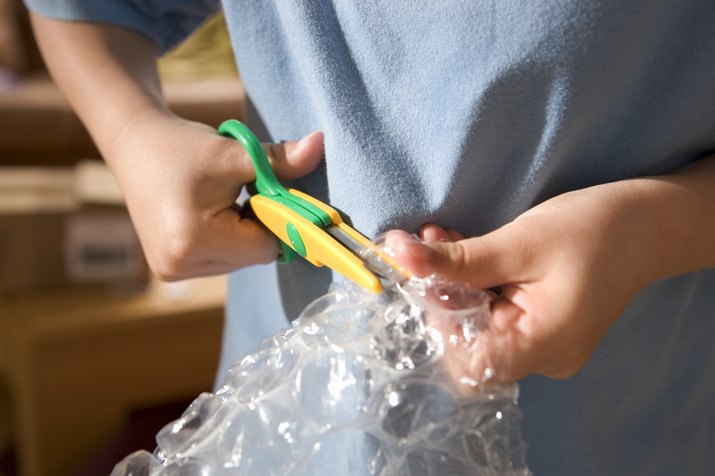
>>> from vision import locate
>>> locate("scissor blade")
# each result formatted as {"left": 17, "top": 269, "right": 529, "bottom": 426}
{"left": 325, "top": 226, "right": 402, "bottom": 284}
{"left": 325, "top": 225, "right": 364, "bottom": 255}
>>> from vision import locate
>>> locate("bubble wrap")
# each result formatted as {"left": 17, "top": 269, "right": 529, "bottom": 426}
{"left": 112, "top": 243, "right": 531, "bottom": 476}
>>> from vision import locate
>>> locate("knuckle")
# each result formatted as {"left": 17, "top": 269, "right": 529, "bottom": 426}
{"left": 267, "top": 142, "right": 287, "bottom": 172}
{"left": 148, "top": 234, "right": 198, "bottom": 281}
{"left": 545, "top": 365, "right": 580, "bottom": 380}
{"left": 451, "top": 241, "right": 475, "bottom": 278}
{"left": 150, "top": 258, "right": 188, "bottom": 282}
{"left": 151, "top": 265, "right": 184, "bottom": 282}
{"left": 215, "top": 137, "right": 253, "bottom": 181}
{"left": 540, "top": 350, "right": 589, "bottom": 380}
{"left": 268, "top": 142, "right": 282, "bottom": 160}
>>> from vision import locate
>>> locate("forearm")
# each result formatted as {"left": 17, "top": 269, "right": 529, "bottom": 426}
{"left": 29, "top": 13, "right": 169, "bottom": 158}
{"left": 610, "top": 153, "right": 715, "bottom": 287}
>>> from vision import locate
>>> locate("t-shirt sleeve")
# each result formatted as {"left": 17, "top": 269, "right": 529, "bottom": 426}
{"left": 23, "top": 0, "right": 221, "bottom": 54}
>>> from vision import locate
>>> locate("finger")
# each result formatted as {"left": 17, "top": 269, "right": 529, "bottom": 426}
{"left": 429, "top": 306, "right": 521, "bottom": 387}
{"left": 203, "top": 209, "right": 281, "bottom": 267}
{"left": 267, "top": 131, "right": 325, "bottom": 181}
{"left": 419, "top": 223, "right": 452, "bottom": 242}
{"left": 154, "top": 210, "right": 282, "bottom": 280}
{"left": 446, "top": 301, "right": 535, "bottom": 385}
{"left": 389, "top": 231, "right": 522, "bottom": 291}
{"left": 216, "top": 130, "right": 324, "bottom": 185}
{"left": 418, "top": 224, "right": 465, "bottom": 243}
{"left": 489, "top": 294, "right": 581, "bottom": 381}
{"left": 446, "top": 228, "right": 465, "bottom": 241}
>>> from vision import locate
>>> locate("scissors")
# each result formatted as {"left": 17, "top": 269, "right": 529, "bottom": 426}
{"left": 218, "top": 119, "right": 399, "bottom": 293}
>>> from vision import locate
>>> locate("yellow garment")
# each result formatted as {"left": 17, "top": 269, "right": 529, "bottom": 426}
{"left": 158, "top": 14, "right": 237, "bottom": 81}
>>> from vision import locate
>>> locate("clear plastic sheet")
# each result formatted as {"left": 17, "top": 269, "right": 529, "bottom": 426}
{"left": 112, "top": 239, "right": 531, "bottom": 476}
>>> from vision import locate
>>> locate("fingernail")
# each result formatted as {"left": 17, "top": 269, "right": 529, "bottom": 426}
{"left": 302, "top": 130, "right": 322, "bottom": 143}
{"left": 402, "top": 237, "right": 435, "bottom": 261}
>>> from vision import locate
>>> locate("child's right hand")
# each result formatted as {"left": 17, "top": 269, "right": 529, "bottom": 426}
{"left": 28, "top": 14, "right": 325, "bottom": 281}
{"left": 107, "top": 112, "right": 324, "bottom": 280}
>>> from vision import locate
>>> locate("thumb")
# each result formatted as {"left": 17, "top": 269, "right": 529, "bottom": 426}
{"left": 387, "top": 230, "right": 519, "bottom": 290}
{"left": 218, "top": 130, "right": 325, "bottom": 185}
{"left": 265, "top": 131, "right": 325, "bottom": 181}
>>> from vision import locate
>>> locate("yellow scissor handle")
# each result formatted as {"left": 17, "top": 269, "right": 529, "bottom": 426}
{"left": 292, "top": 188, "right": 410, "bottom": 286}
{"left": 249, "top": 189, "right": 383, "bottom": 293}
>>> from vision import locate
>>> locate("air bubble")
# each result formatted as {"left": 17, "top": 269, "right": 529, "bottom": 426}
{"left": 111, "top": 239, "right": 531, "bottom": 476}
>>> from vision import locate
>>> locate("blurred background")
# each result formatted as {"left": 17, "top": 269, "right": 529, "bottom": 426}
{"left": 0, "top": 2, "right": 244, "bottom": 475}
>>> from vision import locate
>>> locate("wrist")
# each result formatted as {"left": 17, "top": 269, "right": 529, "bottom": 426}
{"left": 607, "top": 156, "right": 715, "bottom": 286}
{"left": 31, "top": 14, "right": 169, "bottom": 156}
{"left": 103, "top": 107, "right": 177, "bottom": 166}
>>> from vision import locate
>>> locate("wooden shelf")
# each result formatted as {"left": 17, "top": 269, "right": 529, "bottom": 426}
{"left": 0, "top": 74, "right": 245, "bottom": 165}
{"left": 0, "top": 275, "right": 226, "bottom": 476}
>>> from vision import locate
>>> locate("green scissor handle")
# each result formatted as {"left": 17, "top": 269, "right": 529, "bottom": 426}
{"left": 217, "top": 119, "right": 287, "bottom": 197}
{"left": 217, "top": 119, "right": 332, "bottom": 263}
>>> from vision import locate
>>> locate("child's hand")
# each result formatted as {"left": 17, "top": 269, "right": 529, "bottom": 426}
{"left": 29, "top": 16, "right": 325, "bottom": 281}
{"left": 388, "top": 182, "right": 658, "bottom": 381}
{"left": 108, "top": 113, "right": 324, "bottom": 280}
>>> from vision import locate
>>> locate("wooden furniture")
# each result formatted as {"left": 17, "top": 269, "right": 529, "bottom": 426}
{"left": 0, "top": 275, "right": 226, "bottom": 476}
{"left": 0, "top": 10, "right": 240, "bottom": 473}
{"left": 0, "top": 74, "right": 246, "bottom": 165}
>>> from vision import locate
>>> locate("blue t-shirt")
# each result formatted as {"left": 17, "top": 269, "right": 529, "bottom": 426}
{"left": 25, "top": 1, "right": 715, "bottom": 474}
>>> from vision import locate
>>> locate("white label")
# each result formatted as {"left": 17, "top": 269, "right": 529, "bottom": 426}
{"left": 64, "top": 214, "right": 144, "bottom": 282}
